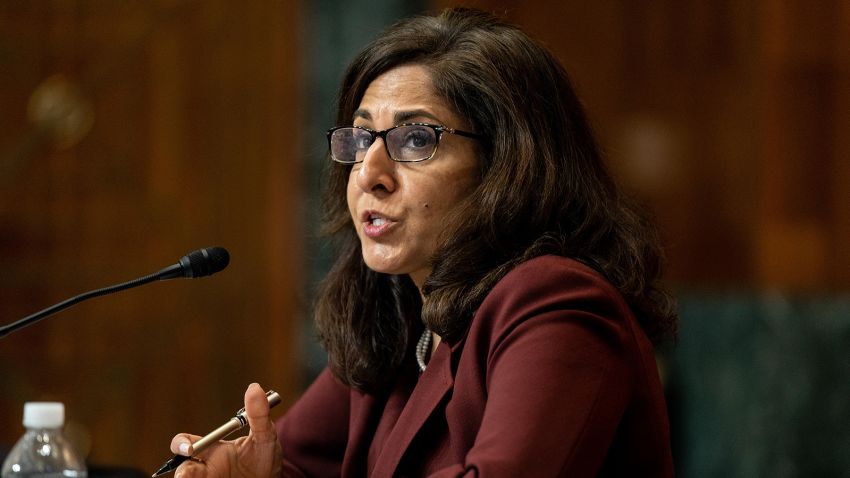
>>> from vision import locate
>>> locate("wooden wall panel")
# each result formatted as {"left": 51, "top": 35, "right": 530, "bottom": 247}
{"left": 433, "top": 0, "right": 849, "bottom": 292}
{"left": 0, "top": 1, "right": 303, "bottom": 471}
{"left": 755, "top": 0, "right": 847, "bottom": 290}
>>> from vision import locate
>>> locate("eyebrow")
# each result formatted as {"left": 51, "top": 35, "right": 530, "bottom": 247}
{"left": 352, "top": 108, "right": 443, "bottom": 125}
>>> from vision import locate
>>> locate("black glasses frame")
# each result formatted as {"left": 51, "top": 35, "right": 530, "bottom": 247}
{"left": 326, "top": 122, "right": 482, "bottom": 164}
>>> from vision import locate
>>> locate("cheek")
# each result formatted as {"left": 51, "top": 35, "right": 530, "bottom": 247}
{"left": 430, "top": 169, "right": 478, "bottom": 209}
{"left": 412, "top": 179, "right": 465, "bottom": 228}
{"left": 346, "top": 174, "right": 358, "bottom": 218}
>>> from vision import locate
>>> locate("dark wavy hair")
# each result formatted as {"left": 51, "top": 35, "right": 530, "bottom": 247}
{"left": 315, "top": 7, "right": 678, "bottom": 391}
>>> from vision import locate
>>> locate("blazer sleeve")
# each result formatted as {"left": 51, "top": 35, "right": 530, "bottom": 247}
{"left": 429, "top": 258, "right": 665, "bottom": 477}
{"left": 276, "top": 367, "right": 350, "bottom": 477}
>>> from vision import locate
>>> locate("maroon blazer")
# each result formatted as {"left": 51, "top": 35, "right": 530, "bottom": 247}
{"left": 276, "top": 256, "right": 674, "bottom": 477}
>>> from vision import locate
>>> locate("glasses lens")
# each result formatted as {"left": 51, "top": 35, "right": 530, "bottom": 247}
{"left": 331, "top": 127, "right": 373, "bottom": 163}
{"left": 386, "top": 125, "right": 438, "bottom": 162}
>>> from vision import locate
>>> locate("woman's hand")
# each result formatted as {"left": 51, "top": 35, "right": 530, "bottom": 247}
{"left": 170, "top": 383, "right": 282, "bottom": 478}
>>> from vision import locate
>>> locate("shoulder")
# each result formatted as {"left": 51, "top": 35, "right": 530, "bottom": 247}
{"left": 470, "top": 255, "right": 636, "bottom": 347}
{"left": 485, "top": 255, "right": 629, "bottom": 314}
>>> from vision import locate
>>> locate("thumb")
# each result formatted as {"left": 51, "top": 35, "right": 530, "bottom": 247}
{"left": 243, "top": 383, "right": 274, "bottom": 438}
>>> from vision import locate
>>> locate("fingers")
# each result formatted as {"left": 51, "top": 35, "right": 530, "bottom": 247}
{"left": 239, "top": 384, "right": 282, "bottom": 478}
{"left": 169, "top": 383, "right": 270, "bottom": 455}
{"left": 171, "top": 433, "right": 202, "bottom": 456}
{"left": 170, "top": 434, "right": 208, "bottom": 478}
{"left": 243, "top": 382, "right": 275, "bottom": 439}
{"left": 174, "top": 458, "right": 207, "bottom": 478}
{"left": 167, "top": 383, "right": 276, "bottom": 478}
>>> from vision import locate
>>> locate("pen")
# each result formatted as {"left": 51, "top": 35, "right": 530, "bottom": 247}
{"left": 151, "top": 389, "right": 282, "bottom": 477}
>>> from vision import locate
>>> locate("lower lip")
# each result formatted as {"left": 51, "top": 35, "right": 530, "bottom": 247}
{"left": 363, "top": 220, "right": 396, "bottom": 238}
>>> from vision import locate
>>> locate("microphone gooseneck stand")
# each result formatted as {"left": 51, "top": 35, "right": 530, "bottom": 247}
{"left": 0, "top": 246, "right": 229, "bottom": 339}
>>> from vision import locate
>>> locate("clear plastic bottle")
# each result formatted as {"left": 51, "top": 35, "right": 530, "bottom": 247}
{"left": 1, "top": 402, "right": 87, "bottom": 478}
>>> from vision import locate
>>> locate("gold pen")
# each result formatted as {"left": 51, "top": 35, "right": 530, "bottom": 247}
{"left": 151, "top": 390, "right": 282, "bottom": 477}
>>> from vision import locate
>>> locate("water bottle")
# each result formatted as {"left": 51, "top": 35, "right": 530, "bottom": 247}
{"left": 1, "top": 402, "right": 87, "bottom": 478}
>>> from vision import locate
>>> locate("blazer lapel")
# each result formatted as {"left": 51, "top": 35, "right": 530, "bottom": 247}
{"left": 342, "top": 389, "right": 385, "bottom": 477}
{"left": 370, "top": 341, "right": 455, "bottom": 476}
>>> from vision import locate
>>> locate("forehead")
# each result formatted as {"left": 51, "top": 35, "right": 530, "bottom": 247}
{"left": 354, "top": 64, "right": 457, "bottom": 125}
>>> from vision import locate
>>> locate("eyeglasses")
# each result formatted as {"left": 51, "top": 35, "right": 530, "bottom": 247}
{"left": 326, "top": 123, "right": 481, "bottom": 164}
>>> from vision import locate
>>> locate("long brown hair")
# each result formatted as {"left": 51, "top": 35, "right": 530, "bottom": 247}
{"left": 315, "top": 8, "right": 678, "bottom": 391}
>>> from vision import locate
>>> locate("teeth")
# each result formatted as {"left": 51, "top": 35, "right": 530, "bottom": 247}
{"left": 372, "top": 217, "right": 386, "bottom": 226}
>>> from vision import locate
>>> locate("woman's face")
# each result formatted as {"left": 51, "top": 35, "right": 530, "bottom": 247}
{"left": 346, "top": 64, "right": 480, "bottom": 288}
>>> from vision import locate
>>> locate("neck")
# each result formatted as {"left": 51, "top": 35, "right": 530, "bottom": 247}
{"left": 409, "top": 269, "right": 428, "bottom": 292}
{"left": 431, "top": 331, "right": 442, "bottom": 352}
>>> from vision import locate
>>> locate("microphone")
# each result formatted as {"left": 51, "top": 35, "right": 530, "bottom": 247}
{"left": 0, "top": 246, "right": 230, "bottom": 339}
{"left": 153, "top": 246, "right": 231, "bottom": 280}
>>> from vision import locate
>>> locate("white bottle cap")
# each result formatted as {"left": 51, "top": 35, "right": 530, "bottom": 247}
{"left": 23, "top": 402, "right": 65, "bottom": 428}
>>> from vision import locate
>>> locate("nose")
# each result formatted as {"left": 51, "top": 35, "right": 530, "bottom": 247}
{"left": 354, "top": 138, "right": 397, "bottom": 195}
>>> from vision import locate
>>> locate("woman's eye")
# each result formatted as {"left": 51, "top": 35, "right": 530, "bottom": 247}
{"left": 403, "top": 129, "right": 431, "bottom": 149}
{"left": 354, "top": 135, "right": 374, "bottom": 149}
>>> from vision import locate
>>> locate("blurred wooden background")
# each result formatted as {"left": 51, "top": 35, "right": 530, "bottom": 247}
{"left": 448, "top": 0, "right": 850, "bottom": 291}
{"left": 1, "top": 0, "right": 848, "bottom": 474}
{"left": 0, "top": 0, "right": 303, "bottom": 471}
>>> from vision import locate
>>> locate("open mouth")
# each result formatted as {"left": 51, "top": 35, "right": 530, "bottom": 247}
{"left": 369, "top": 215, "right": 387, "bottom": 226}
{"left": 361, "top": 209, "right": 395, "bottom": 224}
{"left": 361, "top": 210, "right": 396, "bottom": 238}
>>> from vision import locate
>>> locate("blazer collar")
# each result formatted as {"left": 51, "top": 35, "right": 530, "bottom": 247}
{"left": 370, "top": 339, "right": 455, "bottom": 476}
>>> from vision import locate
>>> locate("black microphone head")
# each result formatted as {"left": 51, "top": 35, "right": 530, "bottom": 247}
{"left": 179, "top": 247, "right": 230, "bottom": 278}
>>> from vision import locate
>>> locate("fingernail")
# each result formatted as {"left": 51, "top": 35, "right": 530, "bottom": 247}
{"left": 179, "top": 442, "right": 190, "bottom": 455}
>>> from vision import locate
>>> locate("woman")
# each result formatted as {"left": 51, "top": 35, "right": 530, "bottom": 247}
{"left": 170, "top": 7, "right": 677, "bottom": 477}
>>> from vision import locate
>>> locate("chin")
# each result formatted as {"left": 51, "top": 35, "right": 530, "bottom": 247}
{"left": 361, "top": 253, "right": 411, "bottom": 277}
{"left": 362, "top": 255, "right": 397, "bottom": 273}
